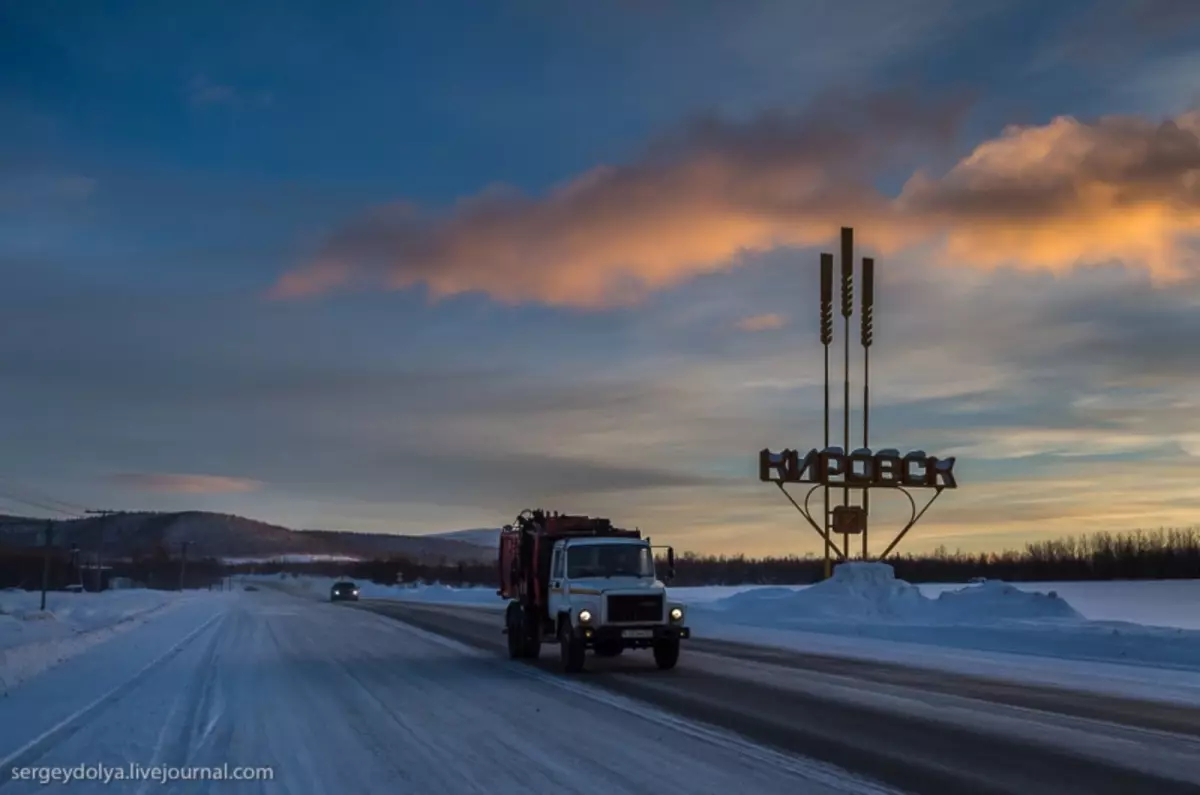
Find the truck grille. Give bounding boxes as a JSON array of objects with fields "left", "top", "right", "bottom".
[{"left": 606, "top": 594, "right": 663, "bottom": 623}]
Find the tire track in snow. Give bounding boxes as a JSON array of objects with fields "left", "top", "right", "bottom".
[{"left": 365, "top": 607, "right": 902, "bottom": 795}]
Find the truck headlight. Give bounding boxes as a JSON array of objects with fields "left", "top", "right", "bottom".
[
  {"left": 578, "top": 609, "right": 593, "bottom": 624},
  {"left": 669, "top": 607, "right": 684, "bottom": 622}
]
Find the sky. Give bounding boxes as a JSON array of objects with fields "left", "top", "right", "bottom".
[{"left": 1, "top": 0, "right": 1200, "bottom": 557}]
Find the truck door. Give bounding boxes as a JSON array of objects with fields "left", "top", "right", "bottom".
[{"left": 548, "top": 543, "right": 567, "bottom": 622}]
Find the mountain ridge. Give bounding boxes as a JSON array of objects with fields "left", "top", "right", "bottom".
[{"left": 0, "top": 510, "right": 496, "bottom": 565}]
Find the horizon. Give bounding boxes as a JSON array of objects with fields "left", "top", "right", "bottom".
[{"left": 3, "top": 2, "right": 1200, "bottom": 557}]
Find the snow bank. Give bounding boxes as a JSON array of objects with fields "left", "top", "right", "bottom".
[
  {"left": 919, "top": 579, "right": 1200, "bottom": 631},
  {"left": 689, "top": 563, "right": 1200, "bottom": 676},
  {"left": 391, "top": 583, "right": 501, "bottom": 606},
  {"left": 934, "top": 579, "right": 1082, "bottom": 622},
  {"left": 0, "top": 589, "right": 181, "bottom": 640},
  {"left": 0, "top": 588, "right": 193, "bottom": 693},
  {"left": 700, "top": 562, "right": 1082, "bottom": 625}
]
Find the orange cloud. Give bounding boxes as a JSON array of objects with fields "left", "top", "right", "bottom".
[
  {"left": 897, "top": 111, "right": 1200, "bottom": 279},
  {"left": 735, "top": 313, "right": 787, "bottom": 331},
  {"left": 267, "top": 259, "right": 351, "bottom": 300},
  {"left": 270, "top": 103, "right": 1200, "bottom": 307},
  {"left": 111, "top": 473, "right": 263, "bottom": 494}
]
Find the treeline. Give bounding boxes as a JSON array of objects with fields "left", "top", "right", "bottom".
[
  {"left": 4, "top": 526, "right": 1198, "bottom": 592},
  {"left": 265, "top": 526, "right": 1200, "bottom": 588},
  {"left": 0, "top": 544, "right": 229, "bottom": 591},
  {"left": 228, "top": 557, "right": 497, "bottom": 588},
  {"left": 667, "top": 527, "right": 1200, "bottom": 586}
]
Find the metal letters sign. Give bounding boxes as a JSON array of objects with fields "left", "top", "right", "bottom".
[
  {"left": 755, "top": 226, "right": 959, "bottom": 569},
  {"left": 758, "top": 447, "right": 957, "bottom": 489}
]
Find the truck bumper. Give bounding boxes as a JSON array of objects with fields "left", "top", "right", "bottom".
[{"left": 576, "top": 624, "right": 690, "bottom": 648}]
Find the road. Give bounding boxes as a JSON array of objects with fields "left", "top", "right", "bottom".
[
  {"left": 0, "top": 590, "right": 896, "bottom": 795},
  {"left": 356, "top": 599, "right": 1200, "bottom": 795}
]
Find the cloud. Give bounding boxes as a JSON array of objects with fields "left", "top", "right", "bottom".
[
  {"left": 111, "top": 473, "right": 263, "bottom": 494},
  {"left": 269, "top": 90, "right": 965, "bottom": 306},
  {"left": 896, "top": 111, "right": 1200, "bottom": 278},
  {"left": 267, "top": 259, "right": 352, "bottom": 300},
  {"left": 735, "top": 313, "right": 787, "bottom": 332},
  {"left": 272, "top": 103, "right": 1200, "bottom": 307}
]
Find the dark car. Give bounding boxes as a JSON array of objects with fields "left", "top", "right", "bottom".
[{"left": 330, "top": 580, "right": 359, "bottom": 602}]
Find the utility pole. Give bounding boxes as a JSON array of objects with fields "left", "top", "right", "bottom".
[
  {"left": 85, "top": 509, "right": 119, "bottom": 592},
  {"left": 69, "top": 543, "right": 81, "bottom": 588},
  {"left": 179, "top": 541, "right": 191, "bottom": 591},
  {"left": 40, "top": 520, "right": 53, "bottom": 611}
]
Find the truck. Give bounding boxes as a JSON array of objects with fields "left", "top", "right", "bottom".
[{"left": 498, "top": 509, "right": 690, "bottom": 673}]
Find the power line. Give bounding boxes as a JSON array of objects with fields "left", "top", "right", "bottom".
[
  {"left": 0, "top": 478, "right": 89, "bottom": 515},
  {"left": 0, "top": 484, "right": 86, "bottom": 519},
  {"left": 0, "top": 495, "right": 79, "bottom": 519}
]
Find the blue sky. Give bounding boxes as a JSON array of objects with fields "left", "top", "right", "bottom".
[{"left": 2, "top": 1, "right": 1200, "bottom": 555}]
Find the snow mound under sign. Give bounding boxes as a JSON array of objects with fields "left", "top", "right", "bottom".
[{"left": 706, "top": 562, "right": 1083, "bottom": 625}]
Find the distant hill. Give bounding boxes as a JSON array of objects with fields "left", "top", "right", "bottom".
[
  {"left": 0, "top": 511, "right": 496, "bottom": 565},
  {"left": 427, "top": 527, "right": 502, "bottom": 548}
]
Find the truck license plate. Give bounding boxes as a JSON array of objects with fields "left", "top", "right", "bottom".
[{"left": 622, "top": 629, "right": 654, "bottom": 639}]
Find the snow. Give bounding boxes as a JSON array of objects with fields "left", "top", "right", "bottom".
[
  {"left": 679, "top": 577, "right": 1200, "bottom": 630},
  {"left": 0, "top": 588, "right": 895, "bottom": 795},
  {"left": 0, "top": 588, "right": 195, "bottom": 694},
  {"left": 685, "top": 563, "right": 1200, "bottom": 704},
  {"left": 919, "top": 578, "right": 1200, "bottom": 630},
  {"left": 698, "top": 562, "right": 1084, "bottom": 624},
  {"left": 690, "top": 563, "right": 1200, "bottom": 673}
]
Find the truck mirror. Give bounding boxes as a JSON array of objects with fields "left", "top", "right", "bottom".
[{"left": 667, "top": 547, "right": 676, "bottom": 581}]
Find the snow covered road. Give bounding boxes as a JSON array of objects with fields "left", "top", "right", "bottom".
[
  {"left": 365, "top": 600, "right": 1200, "bottom": 795},
  {"left": 0, "top": 590, "right": 896, "bottom": 795}
]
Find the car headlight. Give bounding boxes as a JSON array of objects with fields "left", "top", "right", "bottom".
[
  {"left": 578, "top": 609, "right": 593, "bottom": 624},
  {"left": 669, "top": 607, "right": 684, "bottom": 622}
]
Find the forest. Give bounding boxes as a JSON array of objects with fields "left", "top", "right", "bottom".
[
  {"left": 2, "top": 526, "right": 1197, "bottom": 591},
  {"left": 665, "top": 526, "right": 1200, "bottom": 586}
]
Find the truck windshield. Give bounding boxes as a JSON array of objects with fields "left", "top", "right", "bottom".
[{"left": 566, "top": 545, "right": 654, "bottom": 579}]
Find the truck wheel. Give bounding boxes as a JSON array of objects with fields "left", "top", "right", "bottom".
[
  {"left": 653, "top": 638, "right": 680, "bottom": 670},
  {"left": 505, "top": 603, "right": 524, "bottom": 659},
  {"left": 523, "top": 610, "right": 542, "bottom": 660},
  {"left": 559, "top": 623, "right": 585, "bottom": 673}
]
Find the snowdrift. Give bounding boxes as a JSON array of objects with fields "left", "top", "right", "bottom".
[
  {"left": 692, "top": 563, "right": 1200, "bottom": 672},
  {"left": 0, "top": 588, "right": 192, "bottom": 693},
  {"left": 702, "top": 562, "right": 1083, "bottom": 625}
]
